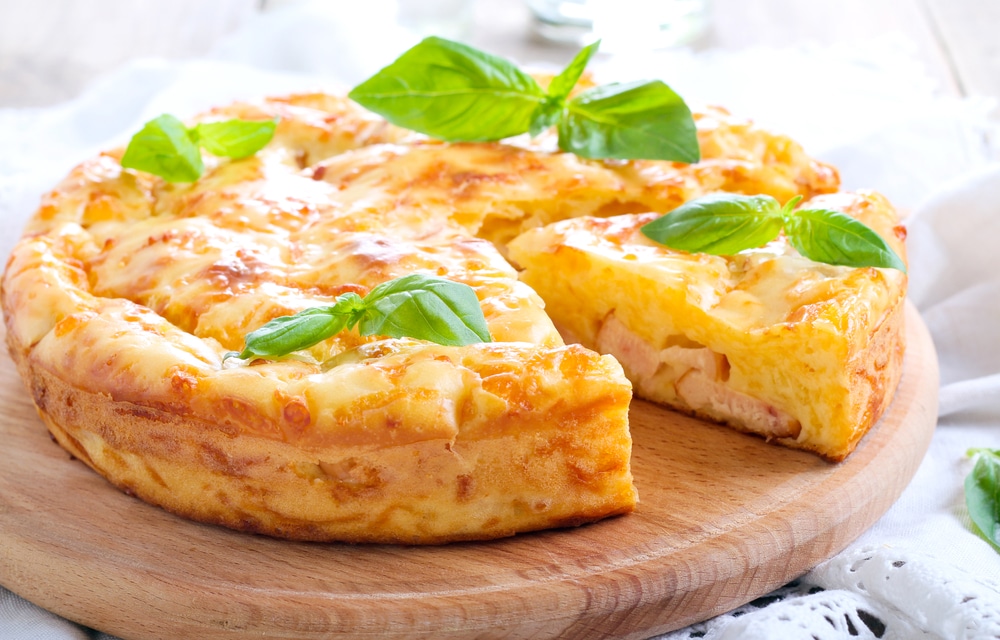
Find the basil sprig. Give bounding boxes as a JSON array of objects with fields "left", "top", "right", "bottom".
[
  {"left": 120, "top": 114, "right": 278, "bottom": 183},
  {"left": 640, "top": 193, "right": 907, "bottom": 272},
  {"left": 966, "top": 449, "right": 1000, "bottom": 552},
  {"left": 226, "top": 274, "right": 492, "bottom": 361},
  {"left": 348, "top": 37, "right": 699, "bottom": 163}
]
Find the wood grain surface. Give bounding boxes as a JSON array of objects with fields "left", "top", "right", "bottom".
[{"left": 0, "top": 303, "right": 938, "bottom": 640}]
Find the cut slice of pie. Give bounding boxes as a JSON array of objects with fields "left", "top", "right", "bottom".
[{"left": 507, "top": 190, "right": 908, "bottom": 461}]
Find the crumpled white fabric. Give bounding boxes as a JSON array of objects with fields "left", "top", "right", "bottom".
[{"left": 1, "top": 10, "right": 1000, "bottom": 639}]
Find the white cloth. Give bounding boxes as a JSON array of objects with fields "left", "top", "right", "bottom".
[{"left": 1, "top": 11, "right": 1000, "bottom": 638}]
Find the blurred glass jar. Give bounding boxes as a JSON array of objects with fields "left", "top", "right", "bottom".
[{"left": 525, "top": 0, "right": 709, "bottom": 51}]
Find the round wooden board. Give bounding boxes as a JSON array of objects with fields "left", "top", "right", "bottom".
[{"left": 0, "top": 303, "right": 938, "bottom": 640}]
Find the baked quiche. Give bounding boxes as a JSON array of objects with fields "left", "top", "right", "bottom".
[{"left": 1, "top": 69, "right": 899, "bottom": 542}]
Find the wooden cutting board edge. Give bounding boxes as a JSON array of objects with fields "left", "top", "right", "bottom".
[{"left": 0, "top": 303, "right": 939, "bottom": 639}]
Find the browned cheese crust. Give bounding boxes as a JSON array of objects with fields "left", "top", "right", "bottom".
[{"left": 1, "top": 92, "right": 856, "bottom": 542}]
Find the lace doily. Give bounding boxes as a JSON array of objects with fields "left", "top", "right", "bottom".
[{"left": 660, "top": 546, "right": 1000, "bottom": 640}]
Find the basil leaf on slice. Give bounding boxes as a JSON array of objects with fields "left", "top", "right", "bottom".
[
  {"left": 560, "top": 80, "right": 700, "bottom": 163},
  {"left": 231, "top": 295, "right": 364, "bottom": 360},
  {"left": 348, "top": 36, "right": 545, "bottom": 142},
  {"left": 192, "top": 118, "right": 278, "bottom": 159},
  {"left": 641, "top": 192, "right": 907, "bottom": 271},
  {"left": 121, "top": 114, "right": 203, "bottom": 183},
  {"left": 641, "top": 194, "right": 785, "bottom": 255},
  {"left": 360, "top": 274, "right": 492, "bottom": 346},
  {"left": 965, "top": 449, "right": 1000, "bottom": 551},
  {"left": 784, "top": 208, "right": 907, "bottom": 272}
]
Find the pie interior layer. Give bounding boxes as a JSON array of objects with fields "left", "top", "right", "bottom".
[
  {"left": 2, "top": 92, "right": 859, "bottom": 543},
  {"left": 508, "top": 191, "right": 907, "bottom": 461}
]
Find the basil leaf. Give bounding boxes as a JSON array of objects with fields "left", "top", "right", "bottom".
[
  {"left": 232, "top": 295, "right": 364, "bottom": 360},
  {"left": 193, "top": 118, "right": 278, "bottom": 159},
  {"left": 640, "top": 193, "right": 907, "bottom": 272},
  {"left": 529, "top": 99, "right": 563, "bottom": 138},
  {"left": 229, "top": 275, "right": 491, "bottom": 361},
  {"left": 360, "top": 274, "right": 492, "bottom": 346},
  {"left": 641, "top": 194, "right": 784, "bottom": 255},
  {"left": 122, "top": 115, "right": 277, "bottom": 182},
  {"left": 348, "top": 36, "right": 545, "bottom": 142},
  {"left": 349, "top": 38, "right": 699, "bottom": 161},
  {"left": 560, "top": 80, "right": 700, "bottom": 162},
  {"left": 528, "top": 40, "right": 601, "bottom": 138},
  {"left": 784, "top": 208, "right": 907, "bottom": 272},
  {"left": 965, "top": 449, "right": 1000, "bottom": 550},
  {"left": 120, "top": 114, "right": 203, "bottom": 183},
  {"left": 547, "top": 40, "right": 600, "bottom": 102}
]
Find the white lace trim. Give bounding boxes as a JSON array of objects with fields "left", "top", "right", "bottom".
[
  {"left": 659, "top": 546, "right": 1000, "bottom": 640},
  {"left": 808, "top": 545, "right": 1000, "bottom": 639}
]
